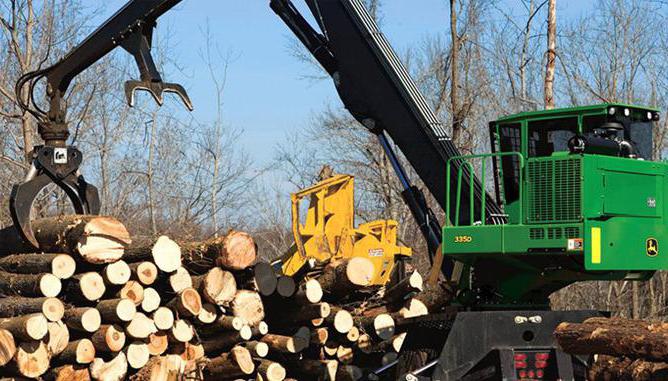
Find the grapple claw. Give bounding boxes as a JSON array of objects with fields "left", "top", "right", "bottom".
[
  {"left": 124, "top": 80, "right": 194, "bottom": 111},
  {"left": 9, "top": 146, "right": 100, "bottom": 249}
]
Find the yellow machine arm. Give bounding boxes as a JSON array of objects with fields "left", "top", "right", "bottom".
[{"left": 280, "top": 174, "right": 411, "bottom": 285}]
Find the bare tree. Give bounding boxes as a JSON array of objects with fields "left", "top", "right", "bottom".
[{"left": 544, "top": 0, "right": 556, "bottom": 109}]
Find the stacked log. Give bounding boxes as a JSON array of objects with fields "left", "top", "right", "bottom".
[
  {"left": 555, "top": 317, "right": 668, "bottom": 380},
  {"left": 0, "top": 215, "right": 443, "bottom": 380}
]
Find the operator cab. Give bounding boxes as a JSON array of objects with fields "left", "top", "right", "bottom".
[{"left": 490, "top": 103, "right": 660, "bottom": 209}]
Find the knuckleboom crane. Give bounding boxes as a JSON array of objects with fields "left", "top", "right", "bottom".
[
  {"left": 271, "top": 1, "right": 668, "bottom": 380},
  {"left": 11, "top": 0, "right": 191, "bottom": 247}
]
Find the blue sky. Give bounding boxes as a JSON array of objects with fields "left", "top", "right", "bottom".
[{"left": 91, "top": 0, "right": 595, "bottom": 168}]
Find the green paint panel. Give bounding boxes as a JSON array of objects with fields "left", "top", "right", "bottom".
[{"left": 442, "top": 103, "right": 667, "bottom": 306}]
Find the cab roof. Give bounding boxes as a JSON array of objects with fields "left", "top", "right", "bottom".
[{"left": 494, "top": 103, "right": 660, "bottom": 124}]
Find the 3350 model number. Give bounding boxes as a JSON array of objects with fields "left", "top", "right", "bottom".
[{"left": 454, "top": 235, "right": 472, "bottom": 243}]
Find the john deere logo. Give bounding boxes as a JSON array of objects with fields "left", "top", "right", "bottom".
[{"left": 647, "top": 238, "right": 659, "bottom": 257}]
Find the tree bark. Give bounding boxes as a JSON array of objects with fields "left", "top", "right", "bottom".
[
  {"left": 63, "top": 307, "right": 101, "bottom": 333},
  {"left": 0, "top": 313, "right": 47, "bottom": 340},
  {"left": 192, "top": 267, "right": 237, "bottom": 306},
  {"left": 544, "top": 0, "right": 556, "bottom": 109},
  {"left": 0, "top": 253, "right": 75, "bottom": 279},
  {"left": 588, "top": 355, "right": 668, "bottom": 381},
  {"left": 90, "top": 324, "right": 125, "bottom": 353},
  {"left": 96, "top": 298, "right": 136, "bottom": 324},
  {"left": 555, "top": 320, "right": 668, "bottom": 361},
  {"left": 0, "top": 271, "right": 61, "bottom": 297},
  {"left": 0, "top": 297, "right": 64, "bottom": 322},
  {"left": 0, "top": 216, "right": 131, "bottom": 263},
  {"left": 203, "top": 346, "right": 254, "bottom": 377},
  {"left": 56, "top": 339, "right": 95, "bottom": 365},
  {"left": 124, "top": 236, "right": 181, "bottom": 273}
]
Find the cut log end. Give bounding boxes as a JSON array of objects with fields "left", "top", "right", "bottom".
[
  {"left": 15, "top": 340, "right": 50, "bottom": 378},
  {"left": 39, "top": 273, "right": 62, "bottom": 298},
  {"left": 216, "top": 231, "right": 257, "bottom": 270},
  {"left": 152, "top": 307, "right": 175, "bottom": 331},
  {"left": 126, "top": 341, "right": 150, "bottom": 369},
  {"left": 77, "top": 272, "right": 106, "bottom": 301},
  {"left": 133, "top": 261, "right": 158, "bottom": 286},
  {"left": 52, "top": 254, "right": 76, "bottom": 279},
  {"left": 0, "top": 329, "right": 15, "bottom": 366},
  {"left": 103, "top": 260, "right": 131, "bottom": 286},
  {"left": 152, "top": 236, "right": 182, "bottom": 273},
  {"left": 43, "top": 297, "right": 65, "bottom": 322},
  {"left": 76, "top": 216, "right": 131, "bottom": 264}
]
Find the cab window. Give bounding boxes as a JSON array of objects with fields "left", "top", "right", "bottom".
[{"left": 528, "top": 117, "right": 579, "bottom": 157}]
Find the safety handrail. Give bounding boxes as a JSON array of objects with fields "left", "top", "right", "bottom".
[{"left": 446, "top": 152, "right": 525, "bottom": 226}]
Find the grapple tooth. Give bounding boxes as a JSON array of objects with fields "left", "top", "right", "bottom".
[
  {"left": 9, "top": 175, "right": 52, "bottom": 249},
  {"left": 9, "top": 173, "right": 101, "bottom": 249}
]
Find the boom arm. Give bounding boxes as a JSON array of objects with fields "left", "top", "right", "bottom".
[
  {"left": 271, "top": 0, "right": 505, "bottom": 272},
  {"left": 11, "top": 0, "right": 190, "bottom": 248}
]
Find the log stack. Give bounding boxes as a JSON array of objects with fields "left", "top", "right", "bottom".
[
  {"left": 0, "top": 215, "right": 445, "bottom": 380},
  {"left": 555, "top": 317, "right": 668, "bottom": 381}
]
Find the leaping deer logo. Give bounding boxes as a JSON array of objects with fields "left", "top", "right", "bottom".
[{"left": 647, "top": 238, "right": 659, "bottom": 257}]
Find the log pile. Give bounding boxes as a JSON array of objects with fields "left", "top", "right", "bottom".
[
  {"left": 555, "top": 317, "right": 668, "bottom": 380},
  {"left": 0, "top": 215, "right": 449, "bottom": 380}
]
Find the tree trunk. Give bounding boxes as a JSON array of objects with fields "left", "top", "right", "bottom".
[
  {"left": 146, "top": 332, "right": 169, "bottom": 356},
  {"left": 96, "top": 298, "right": 136, "bottom": 324},
  {"left": 90, "top": 352, "right": 128, "bottom": 381},
  {"left": 0, "top": 253, "right": 75, "bottom": 279},
  {"left": 102, "top": 260, "right": 131, "bottom": 286},
  {"left": 63, "top": 307, "right": 101, "bottom": 333},
  {"left": 46, "top": 321, "right": 69, "bottom": 356},
  {"left": 0, "top": 329, "right": 16, "bottom": 366},
  {"left": 588, "top": 355, "right": 668, "bottom": 381},
  {"left": 555, "top": 320, "right": 668, "bottom": 361},
  {"left": 203, "top": 346, "right": 255, "bottom": 377},
  {"left": 318, "top": 258, "right": 374, "bottom": 298},
  {"left": 192, "top": 267, "right": 237, "bottom": 305},
  {"left": 125, "top": 341, "right": 150, "bottom": 369},
  {"left": 231, "top": 290, "right": 264, "bottom": 326},
  {"left": 13, "top": 341, "right": 50, "bottom": 378},
  {"left": 64, "top": 272, "right": 106, "bottom": 302},
  {"left": 49, "top": 365, "right": 91, "bottom": 381},
  {"left": 257, "top": 359, "right": 286, "bottom": 381},
  {"left": 544, "top": 0, "right": 556, "bottom": 109},
  {"left": 91, "top": 325, "right": 125, "bottom": 353},
  {"left": 124, "top": 313, "right": 157, "bottom": 340},
  {"left": 0, "top": 271, "right": 61, "bottom": 297},
  {"left": 152, "top": 307, "right": 174, "bottom": 331},
  {"left": 128, "top": 262, "right": 158, "bottom": 286},
  {"left": 56, "top": 339, "right": 95, "bottom": 365},
  {"left": 0, "top": 216, "right": 131, "bottom": 263},
  {"left": 124, "top": 236, "right": 181, "bottom": 273},
  {"left": 181, "top": 231, "right": 257, "bottom": 272},
  {"left": 0, "top": 297, "right": 64, "bottom": 322},
  {"left": 166, "top": 288, "right": 202, "bottom": 317},
  {"left": 0, "top": 313, "right": 47, "bottom": 340}
]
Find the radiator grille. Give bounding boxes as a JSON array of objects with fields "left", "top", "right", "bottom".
[
  {"left": 529, "top": 228, "right": 545, "bottom": 240},
  {"left": 527, "top": 158, "right": 582, "bottom": 223}
]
